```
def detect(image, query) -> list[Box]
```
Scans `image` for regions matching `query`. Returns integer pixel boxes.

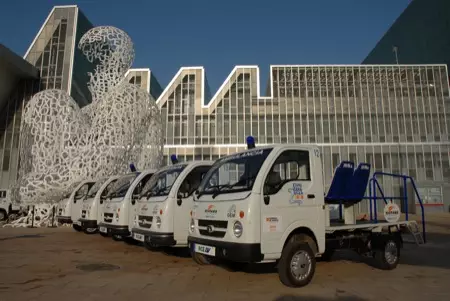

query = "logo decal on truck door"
[264,216,282,232]
[288,183,304,205]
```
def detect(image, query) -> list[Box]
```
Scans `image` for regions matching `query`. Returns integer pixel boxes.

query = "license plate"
[194,243,216,256]
[99,226,107,233]
[133,233,145,242]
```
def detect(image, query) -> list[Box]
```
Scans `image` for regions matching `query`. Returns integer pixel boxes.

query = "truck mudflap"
[131,228,176,246]
[188,236,263,263]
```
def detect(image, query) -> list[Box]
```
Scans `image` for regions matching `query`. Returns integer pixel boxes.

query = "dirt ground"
[0,213,449,301]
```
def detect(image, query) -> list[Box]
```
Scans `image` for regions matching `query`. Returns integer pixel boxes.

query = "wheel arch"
[282,226,319,255]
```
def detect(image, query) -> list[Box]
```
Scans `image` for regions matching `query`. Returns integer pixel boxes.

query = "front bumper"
[79,219,97,229]
[98,222,130,237]
[188,236,263,263]
[56,216,72,224]
[131,228,176,246]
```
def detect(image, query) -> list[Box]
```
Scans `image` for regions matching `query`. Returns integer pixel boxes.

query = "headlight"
[189,219,195,233]
[233,221,243,238]
[156,216,161,228]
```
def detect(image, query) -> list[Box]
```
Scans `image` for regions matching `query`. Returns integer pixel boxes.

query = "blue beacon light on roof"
[246,136,256,149]
[170,154,178,164]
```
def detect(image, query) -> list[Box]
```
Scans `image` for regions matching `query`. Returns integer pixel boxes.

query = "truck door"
[129,173,154,229]
[174,165,211,244]
[260,150,318,255]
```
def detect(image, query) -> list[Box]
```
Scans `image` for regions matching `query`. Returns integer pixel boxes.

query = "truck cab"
[98,170,156,241]
[131,161,213,248]
[56,180,95,227]
[79,175,120,234]
[188,145,325,265]
[0,189,21,221]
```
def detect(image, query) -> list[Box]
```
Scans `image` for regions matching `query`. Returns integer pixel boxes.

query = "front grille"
[81,210,87,218]
[138,215,153,228]
[198,219,228,238]
[104,213,113,223]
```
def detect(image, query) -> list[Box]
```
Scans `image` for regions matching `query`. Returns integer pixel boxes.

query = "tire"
[0,210,7,221]
[72,224,82,232]
[144,241,159,251]
[84,228,98,234]
[191,251,212,265]
[112,234,123,241]
[278,237,316,288]
[374,237,400,270]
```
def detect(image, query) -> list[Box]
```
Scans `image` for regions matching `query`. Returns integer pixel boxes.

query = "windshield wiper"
[211,184,232,199]
[150,185,173,197]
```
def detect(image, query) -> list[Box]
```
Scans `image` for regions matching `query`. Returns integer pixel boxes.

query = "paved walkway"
[0,214,449,301]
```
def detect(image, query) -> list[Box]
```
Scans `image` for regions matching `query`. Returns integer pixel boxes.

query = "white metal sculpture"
[7,26,163,227]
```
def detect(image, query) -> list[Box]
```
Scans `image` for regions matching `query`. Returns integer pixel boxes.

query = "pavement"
[0,214,450,301]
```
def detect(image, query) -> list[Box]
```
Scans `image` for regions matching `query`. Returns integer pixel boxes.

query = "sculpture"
[6,26,163,227]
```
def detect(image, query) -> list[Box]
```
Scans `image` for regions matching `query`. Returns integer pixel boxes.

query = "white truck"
[56,180,95,229]
[188,144,424,287]
[0,189,20,221]
[98,170,156,242]
[131,161,213,248]
[78,175,120,234]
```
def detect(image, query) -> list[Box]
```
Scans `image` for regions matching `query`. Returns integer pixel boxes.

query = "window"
[178,165,212,197]
[74,183,94,201]
[264,150,311,195]
[133,173,154,196]
[101,179,118,198]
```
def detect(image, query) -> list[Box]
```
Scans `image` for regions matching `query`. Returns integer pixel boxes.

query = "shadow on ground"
[0,234,44,241]
[274,295,366,301]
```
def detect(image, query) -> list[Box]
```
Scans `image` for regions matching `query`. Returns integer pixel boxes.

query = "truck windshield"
[62,181,81,199]
[86,178,108,198]
[140,164,187,198]
[197,148,273,198]
[106,173,139,199]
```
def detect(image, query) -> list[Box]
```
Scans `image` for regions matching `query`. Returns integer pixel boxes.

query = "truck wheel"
[72,224,82,232]
[0,209,7,221]
[374,237,400,270]
[84,228,98,234]
[278,239,316,287]
[112,234,123,241]
[191,251,212,265]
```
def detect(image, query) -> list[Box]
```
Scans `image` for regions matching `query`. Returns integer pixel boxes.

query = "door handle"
[307,194,315,199]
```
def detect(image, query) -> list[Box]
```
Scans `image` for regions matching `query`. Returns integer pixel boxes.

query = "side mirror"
[177,198,182,206]
[264,195,270,205]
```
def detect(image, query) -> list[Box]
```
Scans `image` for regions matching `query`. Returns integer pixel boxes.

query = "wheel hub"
[290,250,312,280]
[385,241,398,265]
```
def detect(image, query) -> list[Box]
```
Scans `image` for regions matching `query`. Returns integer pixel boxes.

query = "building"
[363,0,450,78]
[156,65,450,212]
[125,68,163,100]
[0,5,98,189]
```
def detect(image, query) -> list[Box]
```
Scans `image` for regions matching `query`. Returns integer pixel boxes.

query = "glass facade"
[159,65,450,212]
[363,0,450,74]
[0,6,96,190]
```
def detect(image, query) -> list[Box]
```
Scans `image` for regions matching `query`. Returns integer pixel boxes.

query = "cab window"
[74,183,94,201]
[264,150,310,195]
[133,173,153,197]
[179,166,211,197]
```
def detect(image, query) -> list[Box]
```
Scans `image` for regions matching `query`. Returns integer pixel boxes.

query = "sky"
[0,0,411,94]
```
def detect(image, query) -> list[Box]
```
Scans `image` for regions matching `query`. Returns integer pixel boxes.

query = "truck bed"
[326,219,411,233]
